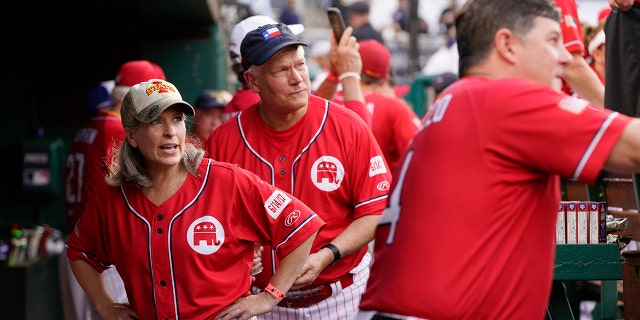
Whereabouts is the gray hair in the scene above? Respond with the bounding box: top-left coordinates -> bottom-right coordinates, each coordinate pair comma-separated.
105,133 -> 204,188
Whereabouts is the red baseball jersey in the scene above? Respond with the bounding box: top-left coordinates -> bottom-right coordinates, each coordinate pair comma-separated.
359,77 -> 631,319
222,87 -> 260,122
63,109 -> 124,234
555,0 -> 584,55
335,92 -> 420,173
555,0 -> 586,95
207,94 -> 391,289
66,159 -> 325,319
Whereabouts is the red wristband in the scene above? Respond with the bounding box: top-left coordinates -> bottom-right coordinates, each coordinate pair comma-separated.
326,72 -> 339,83
264,283 -> 285,301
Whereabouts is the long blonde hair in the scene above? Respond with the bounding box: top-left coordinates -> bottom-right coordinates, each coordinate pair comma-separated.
105,124 -> 204,188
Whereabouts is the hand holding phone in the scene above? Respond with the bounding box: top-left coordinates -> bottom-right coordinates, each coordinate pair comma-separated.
327,7 -> 346,42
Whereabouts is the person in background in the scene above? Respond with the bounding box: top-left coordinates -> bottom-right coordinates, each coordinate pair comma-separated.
60,60 -> 166,320
224,15 -> 305,122
237,0 -> 275,18
348,1 -> 385,44
309,38 -> 333,93
392,0 -> 429,34
357,0 -> 640,318
605,0 -> 640,251
554,0 -> 605,107
86,80 -> 115,115
311,24 -> 373,126
605,0 -> 640,116
584,21 -> 606,85
207,23 -> 391,319
435,6 -> 456,35
66,79 -> 324,319
333,39 -> 420,173
432,71 -> 459,96
598,6 -> 612,24
280,0 -> 302,25
190,89 -> 232,145
421,9 -> 458,76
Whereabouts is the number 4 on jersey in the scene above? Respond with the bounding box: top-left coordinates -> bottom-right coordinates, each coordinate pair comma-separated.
377,150 -> 414,245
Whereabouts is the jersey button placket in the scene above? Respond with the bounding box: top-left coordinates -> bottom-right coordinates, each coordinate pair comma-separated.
279,155 -> 287,175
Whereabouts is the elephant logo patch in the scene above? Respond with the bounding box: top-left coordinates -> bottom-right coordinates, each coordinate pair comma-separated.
310,156 -> 344,192
187,216 -> 225,255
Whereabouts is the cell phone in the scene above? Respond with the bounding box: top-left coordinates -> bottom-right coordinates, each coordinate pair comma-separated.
327,7 -> 346,41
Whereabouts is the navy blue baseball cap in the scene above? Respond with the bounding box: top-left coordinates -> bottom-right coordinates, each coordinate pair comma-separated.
195,89 -> 232,109
433,72 -> 458,93
241,23 -> 308,70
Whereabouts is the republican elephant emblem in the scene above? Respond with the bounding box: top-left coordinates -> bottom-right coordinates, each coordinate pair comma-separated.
311,156 -> 344,192
187,216 -> 225,255
193,222 -> 221,246
316,161 -> 338,184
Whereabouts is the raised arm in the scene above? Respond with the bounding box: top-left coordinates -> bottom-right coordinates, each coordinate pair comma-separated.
313,27 -> 371,126
561,51 -> 605,108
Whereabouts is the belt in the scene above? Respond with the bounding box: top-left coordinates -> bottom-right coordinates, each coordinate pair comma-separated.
277,273 -> 354,308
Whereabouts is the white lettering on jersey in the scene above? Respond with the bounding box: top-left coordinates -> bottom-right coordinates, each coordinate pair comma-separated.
366,101 -> 375,114
310,156 -> 345,191
558,97 -> 588,114
379,150 -> 414,244
369,155 -> 388,177
265,190 -> 292,220
73,127 -> 98,144
187,216 -> 225,255
419,93 -> 452,132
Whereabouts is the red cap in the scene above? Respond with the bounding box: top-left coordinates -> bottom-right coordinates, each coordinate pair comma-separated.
358,40 -> 390,79
394,84 -> 410,97
598,7 -> 611,23
114,60 -> 166,87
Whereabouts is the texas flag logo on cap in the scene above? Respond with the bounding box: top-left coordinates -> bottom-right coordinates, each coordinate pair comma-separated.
262,26 -> 282,40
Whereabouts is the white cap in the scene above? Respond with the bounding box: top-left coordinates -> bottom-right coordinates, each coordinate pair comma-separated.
588,29 -> 605,56
229,15 -> 304,65
310,39 -> 331,58
121,79 -> 194,128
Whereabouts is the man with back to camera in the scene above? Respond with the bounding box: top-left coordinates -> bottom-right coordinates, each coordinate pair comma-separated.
357,0 -> 640,319
207,23 -> 391,319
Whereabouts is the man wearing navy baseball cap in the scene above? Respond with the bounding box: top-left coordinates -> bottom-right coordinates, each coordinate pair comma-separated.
240,23 -> 308,71
208,23 -> 392,319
